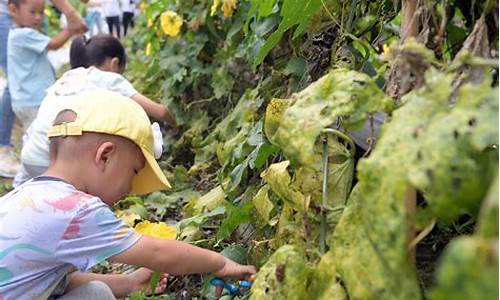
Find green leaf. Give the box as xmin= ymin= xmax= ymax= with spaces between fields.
xmin=228 ymin=161 xmax=249 ymax=193
xmin=430 ymin=237 xmax=498 ymax=300
xmin=244 ymin=0 xmax=278 ymax=34
xmin=126 ymin=204 xmax=149 ymax=219
xmin=284 ymin=57 xmax=306 ymax=76
xmin=265 ymin=69 xmax=393 ymax=166
xmin=364 ymin=69 xmax=498 ymax=222
xmin=184 ymin=186 xmax=225 ymax=217
xmin=220 ymin=244 xmax=249 ymax=264
xmin=476 ymin=172 xmax=498 ymax=238
xmin=331 ymin=69 xmax=498 ymax=300
xmin=308 ymin=251 xmax=347 ymax=300
xmin=145 ymin=190 xmax=198 ymax=219
xmin=250 ymin=245 xmax=310 ymax=300
xmin=250 ymin=143 xmax=280 ymax=169
xmin=217 ymin=202 xmax=253 ymax=241
xmin=254 ymin=0 xmax=322 ymax=65
xmin=178 ymin=206 xmax=226 ymax=232
xmin=149 ymin=271 xmax=161 ymax=295
xmin=330 ymin=185 xmax=421 ymax=299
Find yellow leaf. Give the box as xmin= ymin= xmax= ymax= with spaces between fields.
xmin=264 ymin=98 xmax=289 ymax=143
xmin=116 ymin=210 xmax=141 ymax=227
xmin=252 ymin=185 xmax=274 ymax=225
xmin=147 ymin=18 xmax=153 ymax=28
xmin=261 ymin=161 xmax=305 ymax=211
xmin=222 ymin=0 xmax=237 ymax=17
xmin=135 ymin=221 xmax=176 ymax=240
xmin=160 ymin=10 xmax=183 ymax=37
xmin=145 ymin=42 xmax=152 ymax=56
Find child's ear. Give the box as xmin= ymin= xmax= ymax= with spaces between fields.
xmin=94 ymin=141 xmax=116 ymax=171
xmin=8 ymin=3 xmax=18 ymax=16
xmin=110 ymin=57 xmax=122 ymax=73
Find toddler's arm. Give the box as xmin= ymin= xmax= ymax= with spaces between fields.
xmin=131 ymin=93 xmax=177 ymax=127
xmin=66 ymin=268 xmax=168 ymax=297
xmin=51 ymin=0 xmax=88 ymax=34
xmin=109 ymin=236 xmax=256 ymax=279
xmin=47 ymin=28 xmax=74 ymax=50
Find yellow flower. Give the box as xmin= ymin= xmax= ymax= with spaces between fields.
xmin=115 ymin=210 xmax=141 ymax=227
xmin=44 ymin=8 xmax=52 ymax=17
xmin=382 ymin=44 xmax=390 ymax=56
xmin=135 ymin=221 xmax=176 ymax=240
xmin=160 ymin=10 xmax=183 ymax=37
xmin=210 ymin=0 xmax=221 ymax=16
xmin=147 ymin=18 xmax=153 ymax=28
xmin=222 ymin=0 xmax=237 ymax=17
xmin=140 ymin=2 xmax=147 ymax=12
xmin=145 ymin=42 xmax=152 ymax=56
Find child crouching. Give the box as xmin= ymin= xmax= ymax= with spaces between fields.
xmin=0 ymin=90 xmax=256 ymax=299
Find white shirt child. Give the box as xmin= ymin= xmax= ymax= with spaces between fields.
xmin=101 ymin=0 xmax=121 ymax=17
xmin=21 ymin=67 xmax=138 ymax=170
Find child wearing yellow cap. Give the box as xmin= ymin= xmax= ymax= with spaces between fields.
xmin=0 ymin=90 xmax=256 ymax=299
xmin=14 ymin=33 xmax=177 ymax=187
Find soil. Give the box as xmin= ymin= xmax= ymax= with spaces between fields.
xmin=415 ymin=217 xmax=475 ymax=298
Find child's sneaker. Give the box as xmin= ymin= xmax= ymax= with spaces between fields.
xmin=0 ymin=146 xmax=20 ymax=178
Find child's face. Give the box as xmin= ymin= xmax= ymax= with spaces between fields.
xmin=9 ymin=0 xmax=45 ymax=29
xmin=96 ymin=139 xmax=146 ymax=204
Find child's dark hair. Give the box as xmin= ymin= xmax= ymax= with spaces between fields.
xmin=70 ymin=34 xmax=126 ymax=70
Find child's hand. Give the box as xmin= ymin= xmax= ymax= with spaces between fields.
xmin=213 ymin=257 xmax=257 ymax=280
xmin=128 ymin=267 xmax=168 ymax=296
xmin=66 ymin=10 xmax=88 ymax=34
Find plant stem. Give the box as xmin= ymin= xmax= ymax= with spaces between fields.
xmin=319 ymin=136 xmax=329 ymax=255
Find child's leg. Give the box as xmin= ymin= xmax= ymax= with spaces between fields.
xmin=113 ymin=16 xmax=121 ymax=38
xmin=122 ymin=12 xmax=133 ymax=36
xmin=12 ymin=106 xmax=38 ymax=133
xmin=57 ymin=281 xmax=116 ymax=300
xmin=106 ymin=16 xmax=114 ymax=35
xmin=122 ymin=13 xmax=129 ymax=36
xmin=0 ymin=13 xmax=15 ymax=148
xmin=95 ymin=12 xmax=103 ymax=33
xmin=0 ymin=86 xmax=14 ymax=147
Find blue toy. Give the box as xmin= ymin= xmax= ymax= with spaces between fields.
xmin=210 ymin=277 xmax=252 ymax=297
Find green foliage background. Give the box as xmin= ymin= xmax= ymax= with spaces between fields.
xmin=123 ymin=0 xmax=499 ymax=299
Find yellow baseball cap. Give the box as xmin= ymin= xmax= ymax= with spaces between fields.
xmin=47 ymin=90 xmax=171 ymax=195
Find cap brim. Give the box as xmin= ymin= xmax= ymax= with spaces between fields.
xmin=131 ymin=148 xmax=171 ymax=195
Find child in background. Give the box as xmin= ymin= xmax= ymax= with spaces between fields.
xmin=85 ymin=0 xmax=104 ymax=36
xmin=121 ymin=0 xmax=136 ymax=36
xmin=0 ymin=91 xmax=256 ymax=299
xmin=15 ymin=34 xmax=176 ymax=186
xmin=101 ymin=0 xmax=120 ymax=38
xmin=0 ymin=0 xmax=87 ymax=179
xmin=7 ymin=0 xmax=77 ymax=131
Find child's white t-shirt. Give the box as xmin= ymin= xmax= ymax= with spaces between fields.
xmin=101 ymin=0 xmax=121 ymax=17
xmin=0 ymin=176 xmax=141 ymax=299
xmin=21 ymin=67 xmax=138 ymax=168
xmin=121 ymin=0 xmax=136 ymax=13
